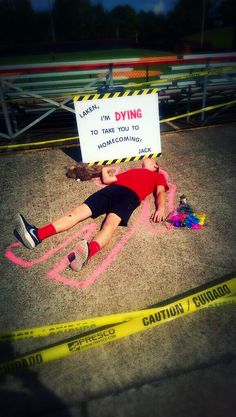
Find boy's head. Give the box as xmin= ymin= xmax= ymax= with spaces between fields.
xmin=142 ymin=158 xmax=159 ymax=172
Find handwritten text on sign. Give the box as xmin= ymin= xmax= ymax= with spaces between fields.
xmin=74 ymin=92 xmax=161 ymax=163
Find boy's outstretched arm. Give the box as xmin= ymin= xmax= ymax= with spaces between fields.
xmin=101 ymin=166 xmax=118 ymax=185
xmin=151 ymin=185 xmax=166 ymax=222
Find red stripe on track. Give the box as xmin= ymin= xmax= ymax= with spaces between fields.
xmin=0 ymin=55 xmax=235 ymax=75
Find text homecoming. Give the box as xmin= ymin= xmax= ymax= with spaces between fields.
xmin=98 ymin=136 xmax=142 ymax=149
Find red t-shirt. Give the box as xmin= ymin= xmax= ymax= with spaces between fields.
xmin=113 ymin=168 xmax=169 ymax=201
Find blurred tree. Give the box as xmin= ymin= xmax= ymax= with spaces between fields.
xmin=109 ymin=5 xmax=138 ymax=41
xmin=167 ymin=0 xmax=236 ymax=49
xmin=53 ymin=0 xmax=92 ymax=41
xmin=0 ymin=0 xmax=234 ymax=51
xmin=137 ymin=10 xmax=167 ymax=47
xmin=214 ymin=0 xmax=236 ymax=47
xmin=35 ymin=11 xmax=52 ymax=43
xmin=168 ymin=0 xmax=215 ymax=39
xmin=213 ymin=0 xmax=236 ymax=26
xmin=0 ymin=0 xmax=37 ymax=45
xmin=86 ymin=3 xmax=108 ymax=40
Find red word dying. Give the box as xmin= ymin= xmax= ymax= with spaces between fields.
xmin=115 ymin=109 xmax=142 ymax=121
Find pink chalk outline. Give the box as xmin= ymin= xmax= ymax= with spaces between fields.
xmin=5 ymin=170 xmax=177 ymax=289
xmin=4 ymin=224 xmax=97 ymax=268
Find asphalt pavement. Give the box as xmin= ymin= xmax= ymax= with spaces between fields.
xmin=0 ymin=123 xmax=236 ymax=417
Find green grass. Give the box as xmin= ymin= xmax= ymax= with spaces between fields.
xmin=0 ymin=48 xmax=173 ymax=66
xmin=184 ymin=26 xmax=234 ymax=49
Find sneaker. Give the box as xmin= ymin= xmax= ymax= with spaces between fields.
xmin=14 ymin=214 xmax=41 ymax=249
xmin=68 ymin=240 xmax=89 ymax=272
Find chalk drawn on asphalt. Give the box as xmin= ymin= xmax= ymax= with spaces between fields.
xmin=4 ymin=170 xmax=176 ymax=289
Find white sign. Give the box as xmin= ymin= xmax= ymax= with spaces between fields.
xmin=74 ymin=91 xmax=161 ymax=163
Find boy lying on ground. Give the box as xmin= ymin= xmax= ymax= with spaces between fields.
xmin=14 ymin=158 xmax=169 ymax=271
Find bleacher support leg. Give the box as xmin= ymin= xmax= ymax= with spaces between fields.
xmin=187 ymin=85 xmax=192 ymax=122
xmin=0 ymin=81 xmax=13 ymax=140
xmin=201 ymin=74 xmax=208 ymax=122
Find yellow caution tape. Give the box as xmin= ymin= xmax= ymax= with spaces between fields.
xmin=0 ymin=98 xmax=235 ymax=153
xmin=1 ymin=65 xmax=235 ymax=105
xmin=0 ymin=276 xmax=235 ymax=374
xmin=160 ymin=99 xmax=236 ymax=123
xmin=0 ymin=135 xmax=80 ymax=150
xmin=126 ymin=65 xmax=236 ymax=88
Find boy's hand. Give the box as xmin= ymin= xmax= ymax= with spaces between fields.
xmin=150 ymin=208 xmax=166 ymax=223
xmin=101 ymin=166 xmax=118 ymax=185
xmin=152 ymin=185 xmax=166 ymax=222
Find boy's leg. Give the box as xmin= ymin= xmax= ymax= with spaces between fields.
xmin=91 ymin=212 xmax=121 ymax=249
xmin=15 ymin=203 xmax=92 ymax=249
xmin=52 ymin=203 xmax=92 ymax=232
xmin=69 ymin=213 xmax=121 ymax=271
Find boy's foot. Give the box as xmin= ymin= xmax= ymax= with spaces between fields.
xmin=14 ymin=214 xmax=41 ymax=249
xmin=68 ymin=240 xmax=89 ymax=272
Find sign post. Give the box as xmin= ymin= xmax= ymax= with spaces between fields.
xmin=74 ymin=89 xmax=161 ymax=164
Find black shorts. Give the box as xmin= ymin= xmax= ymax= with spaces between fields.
xmin=84 ymin=184 xmax=140 ymax=226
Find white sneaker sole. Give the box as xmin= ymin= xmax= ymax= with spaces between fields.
xmin=69 ymin=240 xmax=89 ymax=272
xmin=15 ymin=214 xmax=36 ymax=249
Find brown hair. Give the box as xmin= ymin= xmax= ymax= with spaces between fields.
xmin=66 ymin=163 xmax=103 ymax=181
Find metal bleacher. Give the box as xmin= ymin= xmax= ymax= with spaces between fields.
xmin=0 ymin=52 xmax=236 ymax=142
